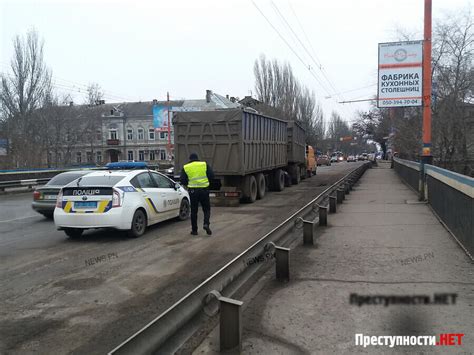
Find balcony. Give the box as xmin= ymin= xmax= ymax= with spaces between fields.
xmin=107 ymin=139 xmax=120 ymax=145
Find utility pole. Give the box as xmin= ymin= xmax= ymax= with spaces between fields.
xmin=420 ymin=0 xmax=433 ymax=200
xmin=167 ymin=92 xmax=171 ymax=161
xmin=422 ymin=0 xmax=432 ymax=164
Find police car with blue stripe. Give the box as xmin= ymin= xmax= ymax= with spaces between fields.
xmin=54 ymin=162 xmax=190 ymax=238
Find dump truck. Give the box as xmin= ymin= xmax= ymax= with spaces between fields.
xmin=173 ymin=109 xmax=307 ymax=203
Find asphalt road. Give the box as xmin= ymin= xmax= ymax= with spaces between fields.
xmin=0 ymin=162 xmax=364 ymax=354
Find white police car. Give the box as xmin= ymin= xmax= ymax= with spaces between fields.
xmin=54 ymin=162 xmax=190 ymax=238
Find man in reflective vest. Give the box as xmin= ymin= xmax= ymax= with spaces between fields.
xmin=180 ymin=153 xmax=214 ymax=235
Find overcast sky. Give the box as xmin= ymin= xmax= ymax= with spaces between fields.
xmin=1 ymin=0 xmax=472 ymax=124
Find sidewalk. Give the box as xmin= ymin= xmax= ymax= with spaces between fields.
xmin=195 ymin=162 xmax=474 ymax=354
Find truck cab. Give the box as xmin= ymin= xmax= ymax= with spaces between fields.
xmin=306 ymin=145 xmax=317 ymax=177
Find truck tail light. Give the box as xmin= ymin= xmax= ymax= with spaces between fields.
xmin=56 ymin=190 xmax=63 ymax=208
xmin=33 ymin=190 xmax=42 ymax=200
xmin=112 ymin=189 xmax=121 ymax=208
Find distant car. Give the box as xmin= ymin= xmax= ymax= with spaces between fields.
xmin=317 ymin=155 xmax=331 ymax=166
xmin=32 ymin=170 xmax=92 ymax=218
xmin=54 ymin=162 xmax=190 ymax=239
xmin=358 ymin=153 xmax=368 ymax=161
xmin=164 ymin=166 xmax=174 ymax=178
xmin=330 ymin=155 xmax=338 ymax=163
xmin=347 ymin=155 xmax=356 ymax=162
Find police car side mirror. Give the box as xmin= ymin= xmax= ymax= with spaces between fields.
xmin=174 ymin=182 xmax=180 ymax=190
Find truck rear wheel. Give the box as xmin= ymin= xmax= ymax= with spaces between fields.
xmin=300 ymin=165 xmax=307 ymax=180
xmin=242 ymin=175 xmax=258 ymax=203
xmin=289 ymin=165 xmax=300 ymax=184
xmin=272 ymin=169 xmax=285 ymax=191
xmin=256 ymin=173 xmax=265 ymax=200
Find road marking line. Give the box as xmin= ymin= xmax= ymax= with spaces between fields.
xmin=0 ymin=215 xmax=39 ymax=223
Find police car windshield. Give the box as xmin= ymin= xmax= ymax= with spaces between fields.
xmin=69 ymin=175 xmax=125 ymax=187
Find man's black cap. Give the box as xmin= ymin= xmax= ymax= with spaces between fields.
xmin=189 ymin=153 xmax=199 ymax=161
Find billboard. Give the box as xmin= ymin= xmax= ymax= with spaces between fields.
xmin=0 ymin=139 xmax=7 ymax=156
xmin=378 ymin=40 xmax=423 ymax=108
xmin=153 ymin=105 xmax=171 ymax=132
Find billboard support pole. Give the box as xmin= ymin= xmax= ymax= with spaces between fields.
xmin=420 ymin=0 xmax=433 ymax=200
xmin=167 ymin=92 xmax=171 ymax=161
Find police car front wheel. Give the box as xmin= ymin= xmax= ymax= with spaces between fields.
xmin=129 ymin=209 xmax=147 ymax=238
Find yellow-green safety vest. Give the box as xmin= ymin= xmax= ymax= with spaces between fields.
xmin=183 ymin=161 xmax=209 ymax=188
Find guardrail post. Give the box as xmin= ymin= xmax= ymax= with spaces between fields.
xmin=345 ymin=182 xmax=350 ymax=194
xmin=337 ymin=188 xmax=344 ymax=203
xmin=219 ymin=297 xmax=243 ymax=352
xmin=275 ymin=246 xmax=290 ymax=282
xmin=319 ymin=205 xmax=328 ymax=226
xmin=329 ymin=195 xmax=337 ymax=213
xmin=303 ymin=220 xmax=314 ymax=245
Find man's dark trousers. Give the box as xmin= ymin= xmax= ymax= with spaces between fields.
xmin=189 ymin=188 xmax=211 ymax=232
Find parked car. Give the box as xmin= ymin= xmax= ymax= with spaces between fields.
xmin=317 ymin=155 xmax=331 ymax=166
xmin=347 ymin=155 xmax=356 ymax=162
xmin=32 ymin=170 xmax=92 ymax=218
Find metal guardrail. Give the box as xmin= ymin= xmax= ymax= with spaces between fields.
xmin=0 ymin=178 xmax=51 ymax=191
xmin=393 ymin=157 xmax=473 ymax=260
xmin=109 ymin=162 xmax=372 ymax=354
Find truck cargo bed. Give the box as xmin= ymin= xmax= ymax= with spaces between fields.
xmin=173 ymin=109 xmax=288 ymax=176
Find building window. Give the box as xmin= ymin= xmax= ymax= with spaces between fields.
xmin=86 ymin=151 xmax=93 ymax=163
xmin=160 ymin=150 xmax=166 ymax=160
xmin=138 ymin=128 xmax=144 ymax=140
xmin=96 ymin=151 xmax=102 ymax=163
xmin=138 ymin=150 xmax=145 ymax=161
xmin=76 ymin=152 xmax=82 ymax=163
xmin=149 ymin=151 xmax=155 ymax=161
xmin=109 ymin=129 xmax=117 ymax=140
xmin=149 ymin=128 xmax=155 ymax=140
xmin=127 ymin=129 xmax=133 ymax=140
xmin=159 ymin=132 xmax=168 ymax=140
xmin=127 ymin=150 xmax=134 ymax=161
xmin=96 ymin=129 xmax=102 ymax=141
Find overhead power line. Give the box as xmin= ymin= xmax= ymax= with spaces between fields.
xmin=262 ymin=1 xmax=353 ymax=119
xmin=251 ymin=0 xmax=333 ymax=98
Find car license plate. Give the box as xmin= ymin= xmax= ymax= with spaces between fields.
xmin=74 ymin=201 xmax=97 ymax=209
xmin=44 ymin=195 xmax=57 ymax=200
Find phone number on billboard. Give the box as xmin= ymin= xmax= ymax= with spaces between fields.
xmin=382 ymin=99 xmax=420 ymax=105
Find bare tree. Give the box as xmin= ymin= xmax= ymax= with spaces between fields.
xmin=85 ymin=82 xmax=104 ymax=106
xmin=254 ymin=55 xmax=322 ymax=146
xmin=0 ymin=29 xmax=52 ymax=167
xmin=82 ymin=83 xmax=105 ymax=163
xmin=432 ymin=10 xmax=473 ymax=174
